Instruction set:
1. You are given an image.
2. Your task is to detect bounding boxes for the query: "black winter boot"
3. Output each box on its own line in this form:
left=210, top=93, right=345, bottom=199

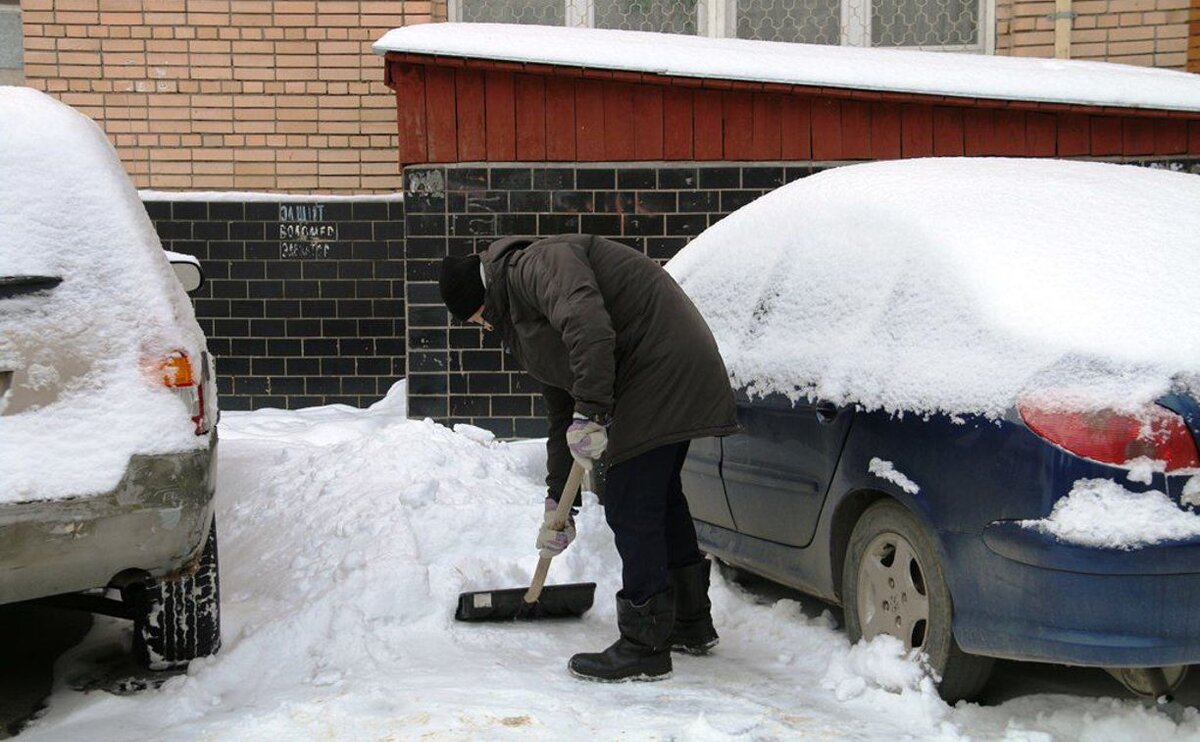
left=668, top=559, right=719, bottom=655
left=568, top=590, right=674, bottom=682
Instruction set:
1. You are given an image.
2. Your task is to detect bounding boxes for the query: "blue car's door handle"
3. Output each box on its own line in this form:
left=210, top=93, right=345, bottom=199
left=815, top=401, right=839, bottom=423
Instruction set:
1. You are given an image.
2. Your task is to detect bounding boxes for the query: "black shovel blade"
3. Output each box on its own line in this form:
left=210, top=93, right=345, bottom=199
left=455, top=582, right=597, bottom=622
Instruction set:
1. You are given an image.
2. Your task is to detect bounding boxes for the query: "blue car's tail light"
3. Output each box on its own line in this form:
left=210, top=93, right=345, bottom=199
left=1018, top=403, right=1200, bottom=472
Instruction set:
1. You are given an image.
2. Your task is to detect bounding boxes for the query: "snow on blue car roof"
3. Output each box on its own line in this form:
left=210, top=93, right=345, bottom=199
left=666, top=158, right=1200, bottom=418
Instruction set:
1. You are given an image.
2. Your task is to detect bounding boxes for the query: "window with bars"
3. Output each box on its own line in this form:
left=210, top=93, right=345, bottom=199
left=0, top=0, right=22, bottom=85
left=450, top=0, right=992, bottom=52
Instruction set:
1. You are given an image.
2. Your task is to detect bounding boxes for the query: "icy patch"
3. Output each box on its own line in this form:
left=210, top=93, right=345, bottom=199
left=1022, top=478, right=1200, bottom=549
left=869, top=458, right=920, bottom=495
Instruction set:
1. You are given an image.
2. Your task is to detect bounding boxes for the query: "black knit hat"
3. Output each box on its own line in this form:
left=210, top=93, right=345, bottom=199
left=439, top=254, right=485, bottom=322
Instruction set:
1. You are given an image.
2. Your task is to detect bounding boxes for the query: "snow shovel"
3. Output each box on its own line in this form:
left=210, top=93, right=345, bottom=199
left=455, top=461, right=597, bottom=621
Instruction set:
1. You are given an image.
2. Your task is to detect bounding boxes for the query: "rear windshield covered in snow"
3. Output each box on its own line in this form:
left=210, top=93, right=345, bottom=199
left=666, top=158, right=1200, bottom=418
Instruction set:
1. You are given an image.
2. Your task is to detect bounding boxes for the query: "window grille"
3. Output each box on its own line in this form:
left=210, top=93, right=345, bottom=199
left=0, top=1, right=22, bottom=85
left=452, top=0, right=993, bottom=52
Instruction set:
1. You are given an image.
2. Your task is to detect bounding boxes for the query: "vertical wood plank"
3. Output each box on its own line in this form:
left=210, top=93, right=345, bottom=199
left=603, top=81, right=636, bottom=160
left=575, top=78, right=606, bottom=161
left=780, top=96, right=812, bottom=160
left=425, top=66, right=458, bottom=163
left=634, top=86, right=665, bottom=160
left=724, top=91, right=754, bottom=160
left=751, top=93, right=783, bottom=160
left=1122, top=117, right=1154, bottom=155
left=869, top=102, right=901, bottom=160
left=484, top=70, right=516, bottom=161
left=693, top=89, right=724, bottom=160
left=1090, top=116, right=1122, bottom=155
left=515, top=74, right=547, bottom=161
left=932, top=107, right=964, bottom=156
left=1057, top=113, right=1089, bottom=156
left=663, top=87, right=694, bottom=160
left=544, top=77, right=576, bottom=161
left=963, top=108, right=995, bottom=155
left=1190, top=121, right=1200, bottom=156
left=900, top=104, right=933, bottom=158
left=1153, top=119, right=1187, bottom=155
left=993, top=109, right=1026, bottom=156
left=839, top=100, right=872, bottom=160
left=810, top=97, right=842, bottom=160
left=1026, top=112, right=1056, bottom=156
left=455, top=69, right=486, bottom=161
left=393, top=63, right=427, bottom=165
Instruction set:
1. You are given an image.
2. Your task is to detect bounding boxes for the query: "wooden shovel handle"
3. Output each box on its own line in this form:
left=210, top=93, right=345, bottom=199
left=524, top=461, right=586, bottom=604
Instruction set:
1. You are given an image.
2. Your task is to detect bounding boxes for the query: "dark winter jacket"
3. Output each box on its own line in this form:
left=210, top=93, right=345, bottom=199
left=480, top=234, right=739, bottom=499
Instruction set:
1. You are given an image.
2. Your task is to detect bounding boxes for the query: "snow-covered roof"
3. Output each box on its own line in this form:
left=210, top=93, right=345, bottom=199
left=374, top=23, right=1200, bottom=114
left=665, top=158, right=1200, bottom=417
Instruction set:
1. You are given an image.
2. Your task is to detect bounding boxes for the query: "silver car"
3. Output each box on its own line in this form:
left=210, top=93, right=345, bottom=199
left=0, top=87, right=220, bottom=670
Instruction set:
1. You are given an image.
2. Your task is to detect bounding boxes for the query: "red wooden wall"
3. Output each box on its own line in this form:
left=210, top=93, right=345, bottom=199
left=384, top=52, right=1200, bottom=167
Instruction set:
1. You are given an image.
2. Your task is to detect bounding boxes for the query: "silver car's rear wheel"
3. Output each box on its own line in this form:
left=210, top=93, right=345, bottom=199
left=843, top=500, right=993, bottom=702
left=856, top=532, right=931, bottom=653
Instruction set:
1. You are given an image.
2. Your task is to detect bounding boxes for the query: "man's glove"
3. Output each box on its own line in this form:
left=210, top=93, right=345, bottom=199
left=566, top=413, right=608, bottom=469
left=536, top=497, right=576, bottom=558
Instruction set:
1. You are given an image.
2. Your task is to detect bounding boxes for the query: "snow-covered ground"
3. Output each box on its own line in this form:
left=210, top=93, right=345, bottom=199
left=20, top=383, right=1200, bottom=740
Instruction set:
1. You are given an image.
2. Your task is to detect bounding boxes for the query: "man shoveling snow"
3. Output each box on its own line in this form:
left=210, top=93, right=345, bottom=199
left=438, top=234, right=739, bottom=682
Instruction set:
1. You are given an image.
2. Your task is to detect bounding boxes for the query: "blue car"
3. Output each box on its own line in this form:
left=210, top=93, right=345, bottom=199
left=669, top=158, right=1200, bottom=702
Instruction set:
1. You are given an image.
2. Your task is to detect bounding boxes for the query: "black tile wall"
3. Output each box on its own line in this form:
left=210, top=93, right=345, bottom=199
left=149, top=198, right=405, bottom=411
left=402, top=163, right=822, bottom=436
left=405, top=157, right=1200, bottom=435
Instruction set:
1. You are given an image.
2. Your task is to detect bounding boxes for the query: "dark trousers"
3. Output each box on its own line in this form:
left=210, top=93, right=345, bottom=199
left=603, top=441, right=703, bottom=605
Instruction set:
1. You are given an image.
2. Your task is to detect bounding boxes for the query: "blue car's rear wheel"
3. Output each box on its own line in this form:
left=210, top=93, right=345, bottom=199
left=843, top=500, right=993, bottom=702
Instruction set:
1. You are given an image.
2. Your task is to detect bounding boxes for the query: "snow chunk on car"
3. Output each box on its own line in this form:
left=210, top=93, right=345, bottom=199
left=666, top=158, right=1200, bottom=418
left=1022, top=478, right=1200, bottom=549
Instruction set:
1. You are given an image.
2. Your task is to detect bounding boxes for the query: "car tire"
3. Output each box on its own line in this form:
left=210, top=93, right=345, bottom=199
left=123, top=517, right=222, bottom=670
left=842, top=500, right=992, bottom=702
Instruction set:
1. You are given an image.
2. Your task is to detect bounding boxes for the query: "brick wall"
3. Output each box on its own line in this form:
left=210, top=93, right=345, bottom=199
left=148, top=196, right=406, bottom=410
left=1189, top=0, right=1200, bottom=71
left=995, top=0, right=1191, bottom=67
left=20, top=1, right=434, bottom=193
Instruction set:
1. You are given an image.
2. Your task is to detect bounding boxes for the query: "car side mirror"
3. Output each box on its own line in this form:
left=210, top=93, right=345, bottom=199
left=165, top=252, right=204, bottom=294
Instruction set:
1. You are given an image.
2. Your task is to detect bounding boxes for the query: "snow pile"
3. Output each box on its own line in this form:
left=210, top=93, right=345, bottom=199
left=868, top=458, right=921, bottom=495
left=374, top=23, right=1200, bottom=113
left=1023, top=478, right=1200, bottom=549
left=822, top=634, right=933, bottom=701
left=23, top=392, right=1200, bottom=739
left=667, top=158, right=1200, bottom=418
left=0, top=87, right=207, bottom=503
